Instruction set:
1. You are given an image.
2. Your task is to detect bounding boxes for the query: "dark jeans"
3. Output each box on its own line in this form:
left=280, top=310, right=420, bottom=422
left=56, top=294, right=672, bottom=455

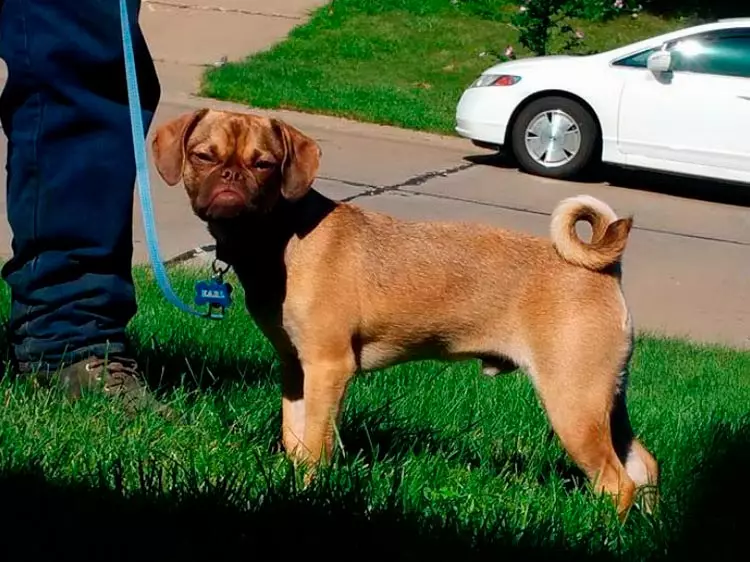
left=0, top=0, right=160, bottom=371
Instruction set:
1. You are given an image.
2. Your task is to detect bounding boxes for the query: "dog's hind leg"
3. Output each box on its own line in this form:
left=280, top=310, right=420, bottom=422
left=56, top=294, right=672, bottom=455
left=610, top=371, right=659, bottom=513
left=530, top=353, right=640, bottom=518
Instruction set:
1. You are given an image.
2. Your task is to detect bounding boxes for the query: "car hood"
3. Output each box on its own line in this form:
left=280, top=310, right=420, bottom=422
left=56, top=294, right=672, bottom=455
left=480, top=54, right=600, bottom=75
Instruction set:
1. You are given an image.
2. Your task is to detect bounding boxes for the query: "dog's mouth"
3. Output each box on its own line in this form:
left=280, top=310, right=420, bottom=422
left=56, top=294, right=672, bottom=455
left=204, top=188, right=247, bottom=219
left=208, top=187, right=244, bottom=206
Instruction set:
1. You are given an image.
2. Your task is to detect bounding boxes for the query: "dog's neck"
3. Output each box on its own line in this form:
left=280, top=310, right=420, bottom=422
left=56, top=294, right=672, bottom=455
left=207, top=188, right=337, bottom=267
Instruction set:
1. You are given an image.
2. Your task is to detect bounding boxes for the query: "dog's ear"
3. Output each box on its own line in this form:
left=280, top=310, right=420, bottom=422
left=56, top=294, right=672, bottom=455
left=152, top=109, right=209, bottom=186
left=273, top=119, right=321, bottom=201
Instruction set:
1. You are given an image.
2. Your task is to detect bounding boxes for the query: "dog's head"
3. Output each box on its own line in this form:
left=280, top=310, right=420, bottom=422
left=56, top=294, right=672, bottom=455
left=152, top=109, right=321, bottom=221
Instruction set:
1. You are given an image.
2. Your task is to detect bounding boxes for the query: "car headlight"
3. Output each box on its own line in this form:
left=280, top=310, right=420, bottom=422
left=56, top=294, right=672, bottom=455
left=471, top=74, right=522, bottom=88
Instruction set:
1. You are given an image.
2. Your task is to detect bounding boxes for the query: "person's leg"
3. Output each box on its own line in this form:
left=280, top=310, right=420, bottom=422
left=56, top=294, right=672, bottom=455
left=0, top=1, right=162, bottom=405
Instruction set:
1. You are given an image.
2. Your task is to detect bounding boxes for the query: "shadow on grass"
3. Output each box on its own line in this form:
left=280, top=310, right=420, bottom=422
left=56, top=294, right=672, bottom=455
left=466, top=152, right=750, bottom=209
left=0, top=465, right=616, bottom=562
left=341, top=402, right=588, bottom=490
left=0, top=328, right=279, bottom=396
left=1, top=417, right=747, bottom=561
left=130, top=339, right=279, bottom=392
left=657, top=416, right=750, bottom=562
left=0, top=307, right=278, bottom=394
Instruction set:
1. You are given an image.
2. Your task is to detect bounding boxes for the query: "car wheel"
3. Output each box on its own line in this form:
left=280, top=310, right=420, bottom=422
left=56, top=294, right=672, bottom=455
left=510, top=96, right=599, bottom=180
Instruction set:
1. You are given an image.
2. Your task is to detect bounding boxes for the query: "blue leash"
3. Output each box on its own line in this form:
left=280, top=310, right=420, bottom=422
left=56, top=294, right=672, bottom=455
left=119, top=0, right=232, bottom=320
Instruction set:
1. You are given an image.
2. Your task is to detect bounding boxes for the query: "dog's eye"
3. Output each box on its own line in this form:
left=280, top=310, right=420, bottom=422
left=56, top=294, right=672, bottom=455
left=254, top=160, right=276, bottom=170
left=193, top=152, right=215, bottom=163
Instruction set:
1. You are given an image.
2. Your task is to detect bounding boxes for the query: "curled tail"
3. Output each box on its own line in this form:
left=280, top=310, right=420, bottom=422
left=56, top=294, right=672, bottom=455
left=550, top=195, right=633, bottom=271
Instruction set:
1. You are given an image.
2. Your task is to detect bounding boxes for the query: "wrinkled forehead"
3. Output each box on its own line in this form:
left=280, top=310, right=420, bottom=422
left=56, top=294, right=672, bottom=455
left=187, top=111, right=283, bottom=157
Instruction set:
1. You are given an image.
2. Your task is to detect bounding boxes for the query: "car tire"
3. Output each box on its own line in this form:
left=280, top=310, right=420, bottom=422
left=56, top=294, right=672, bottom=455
left=510, top=96, right=599, bottom=180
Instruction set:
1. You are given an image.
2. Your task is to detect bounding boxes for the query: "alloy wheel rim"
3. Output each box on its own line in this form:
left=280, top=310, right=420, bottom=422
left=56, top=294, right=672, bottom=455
left=524, top=109, right=582, bottom=168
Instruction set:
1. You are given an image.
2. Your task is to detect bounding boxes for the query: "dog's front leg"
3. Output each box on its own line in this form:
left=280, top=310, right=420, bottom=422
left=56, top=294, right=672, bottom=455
left=281, top=357, right=306, bottom=460
left=299, top=352, right=356, bottom=467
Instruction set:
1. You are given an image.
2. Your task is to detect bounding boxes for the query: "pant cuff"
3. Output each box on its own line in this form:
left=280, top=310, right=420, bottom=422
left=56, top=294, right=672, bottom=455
left=15, top=342, right=129, bottom=375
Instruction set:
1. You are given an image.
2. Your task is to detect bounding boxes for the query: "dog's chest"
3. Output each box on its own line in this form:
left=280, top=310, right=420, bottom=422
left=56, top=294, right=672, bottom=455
left=233, top=262, right=284, bottom=310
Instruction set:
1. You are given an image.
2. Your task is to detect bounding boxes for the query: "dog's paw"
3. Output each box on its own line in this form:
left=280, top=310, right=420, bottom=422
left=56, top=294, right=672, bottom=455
left=482, top=364, right=503, bottom=377
left=634, top=483, right=659, bottom=516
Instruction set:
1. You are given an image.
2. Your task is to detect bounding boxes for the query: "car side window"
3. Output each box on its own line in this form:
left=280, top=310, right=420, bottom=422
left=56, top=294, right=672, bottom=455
left=612, top=47, right=659, bottom=68
left=668, top=31, right=750, bottom=78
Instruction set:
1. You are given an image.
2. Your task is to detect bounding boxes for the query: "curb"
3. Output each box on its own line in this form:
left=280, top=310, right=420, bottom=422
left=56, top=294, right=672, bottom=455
left=160, top=92, right=475, bottom=155
left=164, top=244, right=217, bottom=267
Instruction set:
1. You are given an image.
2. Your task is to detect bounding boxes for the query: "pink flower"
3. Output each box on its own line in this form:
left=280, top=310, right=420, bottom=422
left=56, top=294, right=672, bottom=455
left=575, top=29, right=585, bottom=39
left=504, top=45, right=515, bottom=58
left=614, top=0, right=624, bottom=8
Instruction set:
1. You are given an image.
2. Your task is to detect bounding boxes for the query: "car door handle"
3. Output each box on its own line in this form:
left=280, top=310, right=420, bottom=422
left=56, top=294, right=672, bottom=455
left=739, top=95, right=750, bottom=101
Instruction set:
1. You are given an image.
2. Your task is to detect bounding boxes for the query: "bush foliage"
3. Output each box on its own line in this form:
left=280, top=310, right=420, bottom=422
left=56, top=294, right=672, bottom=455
left=388, top=0, right=746, bottom=55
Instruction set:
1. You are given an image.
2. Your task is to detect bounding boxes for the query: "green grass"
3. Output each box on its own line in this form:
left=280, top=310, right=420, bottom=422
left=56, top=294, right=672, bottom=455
left=202, top=1, right=689, bottom=135
left=0, top=265, right=748, bottom=560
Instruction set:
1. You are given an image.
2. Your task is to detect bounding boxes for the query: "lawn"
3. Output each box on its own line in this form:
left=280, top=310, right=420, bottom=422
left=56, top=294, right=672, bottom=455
left=202, top=0, right=689, bottom=135
left=0, top=266, right=748, bottom=560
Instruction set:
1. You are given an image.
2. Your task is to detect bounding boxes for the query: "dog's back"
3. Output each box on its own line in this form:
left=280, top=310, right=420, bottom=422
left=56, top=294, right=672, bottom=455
left=282, top=194, right=631, bottom=375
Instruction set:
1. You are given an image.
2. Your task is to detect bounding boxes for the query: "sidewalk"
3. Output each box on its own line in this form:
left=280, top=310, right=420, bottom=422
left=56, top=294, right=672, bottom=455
left=142, top=0, right=326, bottom=99
left=0, top=1, right=747, bottom=350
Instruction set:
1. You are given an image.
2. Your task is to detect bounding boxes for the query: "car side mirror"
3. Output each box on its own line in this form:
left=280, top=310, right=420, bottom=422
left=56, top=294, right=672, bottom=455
left=647, top=50, right=672, bottom=74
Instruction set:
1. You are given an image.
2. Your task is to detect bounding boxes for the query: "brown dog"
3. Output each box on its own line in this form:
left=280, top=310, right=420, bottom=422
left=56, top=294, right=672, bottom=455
left=152, top=109, right=658, bottom=516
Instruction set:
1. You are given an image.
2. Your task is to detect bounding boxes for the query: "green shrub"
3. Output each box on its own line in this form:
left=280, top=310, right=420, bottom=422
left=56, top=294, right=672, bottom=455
left=509, top=0, right=642, bottom=56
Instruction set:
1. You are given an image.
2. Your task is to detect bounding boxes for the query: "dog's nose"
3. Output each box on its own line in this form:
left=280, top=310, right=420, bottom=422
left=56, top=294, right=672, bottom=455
left=221, top=168, right=242, bottom=182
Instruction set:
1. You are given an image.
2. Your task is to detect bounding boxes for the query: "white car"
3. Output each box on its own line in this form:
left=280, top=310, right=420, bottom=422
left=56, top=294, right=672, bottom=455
left=455, top=18, right=750, bottom=184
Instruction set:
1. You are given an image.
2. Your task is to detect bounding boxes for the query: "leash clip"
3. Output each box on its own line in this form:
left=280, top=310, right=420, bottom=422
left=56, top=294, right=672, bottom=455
left=211, top=258, right=231, bottom=282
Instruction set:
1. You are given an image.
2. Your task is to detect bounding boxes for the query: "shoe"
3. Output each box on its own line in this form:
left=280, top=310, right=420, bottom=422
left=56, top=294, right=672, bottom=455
left=40, top=356, right=174, bottom=419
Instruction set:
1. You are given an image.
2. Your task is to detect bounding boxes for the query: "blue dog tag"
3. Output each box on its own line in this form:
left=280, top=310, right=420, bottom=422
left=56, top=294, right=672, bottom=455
left=194, top=278, right=233, bottom=319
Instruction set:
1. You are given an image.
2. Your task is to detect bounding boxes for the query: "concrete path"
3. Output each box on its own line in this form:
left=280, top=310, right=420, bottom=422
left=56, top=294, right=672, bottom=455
left=141, top=0, right=326, bottom=99
left=0, top=1, right=748, bottom=351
